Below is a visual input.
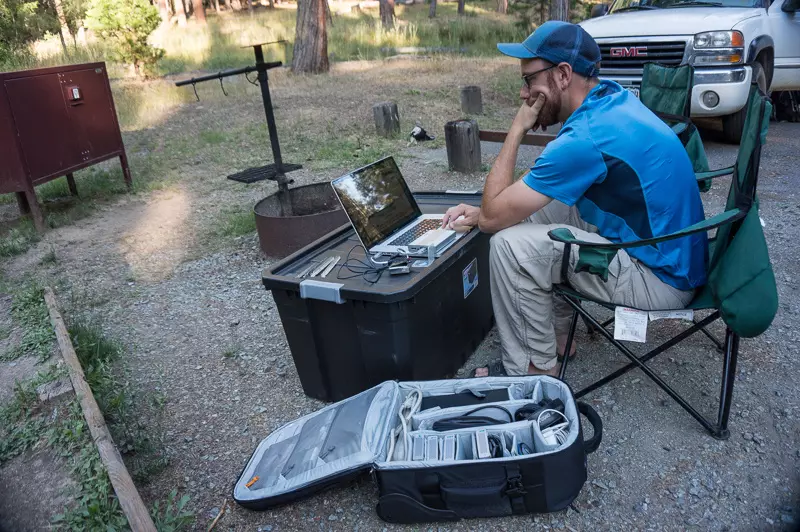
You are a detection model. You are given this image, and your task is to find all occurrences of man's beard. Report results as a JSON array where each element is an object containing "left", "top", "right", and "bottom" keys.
[{"left": 537, "top": 71, "right": 562, "bottom": 128}]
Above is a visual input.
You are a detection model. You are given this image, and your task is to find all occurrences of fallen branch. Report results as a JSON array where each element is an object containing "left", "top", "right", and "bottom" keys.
[
  {"left": 207, "top": 498, "right": 227, "bottom": 531},
  {"left": 44, "top": 287, "right": 157, "bottom": 532}
]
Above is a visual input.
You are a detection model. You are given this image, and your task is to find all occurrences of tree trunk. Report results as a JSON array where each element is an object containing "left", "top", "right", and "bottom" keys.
[
  {"left": 379, "top": 0, "right": 394, "bottom": 29},
  {"left": 230, "top": 0, "right": 242, "bottom": 10},
  {"left": 292, "top": 0, "right": 329, "bottom": 74},
  {"left": 457, "top": 0, "right": 465, "bottom": 15},
  {"left": 157, "top": 0, "right": 170, "bottom": 23},
  {"left": 174, "top": 0, "right": 188, "bottom": 25},
  {"left": 428, "top": 0, "right": 436, "bottom": 18},
  {"left": 247, "top": 0, "right": 253, "bottom": 11},
  {"left": 53, "top": 0, "right": 72, "bottom": 52},
  {"left": 548, "top": 0, "right": 569, "bottom": 21},
  {"left": 268, "top": 0, "right": 274, "bottom": 8},
  {"left": 213, "top": 0, "right": 220, "bottom": 13},
  {"left": 192, "top": 0, "right": 207, "bottom": 22},
  {"left": 496, "top": 0, "right": 507, "bottom": 13}
]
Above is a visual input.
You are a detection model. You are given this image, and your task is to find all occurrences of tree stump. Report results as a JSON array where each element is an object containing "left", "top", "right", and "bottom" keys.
[
  {"left": 460, "top": 85, "right": 483, "bottom": 115},
  {"left": 445, "top": 119, "right": 481, "bottom": 173},
  {"left": 373, "top": 102, "right": 400, "bottom": 137}
]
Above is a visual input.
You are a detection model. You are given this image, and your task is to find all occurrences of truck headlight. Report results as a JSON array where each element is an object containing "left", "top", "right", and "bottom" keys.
[
  {"left": 693, "top": 31, "right": 744, "bottom": 49},
  {"left": 691, "top": 31, "right": 745, "bottom": 66}
]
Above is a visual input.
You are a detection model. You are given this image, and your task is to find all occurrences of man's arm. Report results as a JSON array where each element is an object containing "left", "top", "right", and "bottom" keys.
[{"left": 478, "top": 95, "right": 552, "bottom": 234}]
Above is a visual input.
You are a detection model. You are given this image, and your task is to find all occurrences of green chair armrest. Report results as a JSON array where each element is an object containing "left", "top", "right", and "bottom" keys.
[
  {"left": 549, "top": 208, "right": 745, "bottom": 282},
  {"left": 548, "top": 208, "right": 744, "bottom": 250},
  {"left": 696, "top": 166, "right": 734, "bottom": 181}
]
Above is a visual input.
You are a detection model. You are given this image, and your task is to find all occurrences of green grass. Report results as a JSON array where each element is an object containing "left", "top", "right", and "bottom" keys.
[
  {"left": 0, "top": 365, "right": 65, "bottom": 465},
  {"left": 68, "top": 319, "right": 172, "bottom": 482},
  {"left": 0, "top": 222, "right": 40, "bottom": 258},
  {"left": 0, "top": 358, "right": 192, "bottom": 530},
  {"left": 213, "top": 207, "right": 257, "bottom": 239},
  {"left": 0, "top": 281, "right": 53, "bottom": 362}
]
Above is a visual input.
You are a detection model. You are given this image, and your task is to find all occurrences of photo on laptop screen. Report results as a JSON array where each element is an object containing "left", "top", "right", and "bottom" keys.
[{"left": 331, "top": 157, "right": 421, "bottom": 249}]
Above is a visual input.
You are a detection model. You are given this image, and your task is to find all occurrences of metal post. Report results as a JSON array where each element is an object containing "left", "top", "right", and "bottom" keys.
[{"left": 253, "top": 44, "right": 288, "bottom": 192}]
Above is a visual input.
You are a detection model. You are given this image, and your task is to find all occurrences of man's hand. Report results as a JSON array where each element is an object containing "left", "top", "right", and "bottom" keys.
[
  {"left": 511, "top": 94, "right": 546, "bottom": 136},
  {"left": 442, "top": 204, "right": 480, "bottom": 232}
]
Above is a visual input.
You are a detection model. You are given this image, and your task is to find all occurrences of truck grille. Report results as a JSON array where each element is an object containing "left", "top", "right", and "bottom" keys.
[{"left": 599, "top": 41, "right": 686, "bottom": 69}]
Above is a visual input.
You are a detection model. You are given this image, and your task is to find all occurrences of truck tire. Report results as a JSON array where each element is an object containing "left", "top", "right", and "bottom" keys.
[{"left": 722, "top": 62, "right": 767, "bottom": 144}]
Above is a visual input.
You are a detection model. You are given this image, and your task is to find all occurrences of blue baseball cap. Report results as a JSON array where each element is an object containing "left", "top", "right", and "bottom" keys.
[{"left": 497, "top": 21, "right": 601, "bottom": 78}]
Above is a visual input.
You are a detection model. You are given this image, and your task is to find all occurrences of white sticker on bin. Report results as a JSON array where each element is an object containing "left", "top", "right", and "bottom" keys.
[
  {"left": 648, "top": 309, "right": 694, "bottom": 322},
  {"left": 614, "top": 307, "right": 648, "bottom": 343}
]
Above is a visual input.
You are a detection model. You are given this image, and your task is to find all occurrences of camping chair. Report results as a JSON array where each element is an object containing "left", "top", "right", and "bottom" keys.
[
  {"left": 549, "top": 85, "right": 778, "bottom": 439},
  {"left": 640, "top": 63, "right": 711, "bottom": 188}
]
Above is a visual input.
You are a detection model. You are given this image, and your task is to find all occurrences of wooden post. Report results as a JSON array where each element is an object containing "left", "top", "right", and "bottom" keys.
[
  {"left": 460, "top": 85, "right": 483, "bottom": 115},
  {"left": 22, "top": 185, "right": 46, "bottom": 233},
  {"left": 44, "top": 288, "right": 157, "bottom": 532},
  {"left": 15, "top": 192, "right": 31, "bottom": 215},
  {"left": 119, "top": 153, "right": 133, "bottom": 192},
  {"left": 373, "top": 102, "right": 400, "bottom": 137},
  {"left": 66, "top": 173, "right": 79, "bottom": 197},
  {"left": 445, "top": 119, "right": 481, "bottom": 173}
]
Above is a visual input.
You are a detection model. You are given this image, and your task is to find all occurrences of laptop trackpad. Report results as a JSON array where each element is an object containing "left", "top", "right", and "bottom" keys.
[{"left": 412, "top": 228, "right": 454, "bottom": 246}]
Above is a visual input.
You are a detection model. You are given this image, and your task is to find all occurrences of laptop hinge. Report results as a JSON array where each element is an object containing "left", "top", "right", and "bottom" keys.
[{"left": 299, "top": 280, "right": 346, "bottom": 304}]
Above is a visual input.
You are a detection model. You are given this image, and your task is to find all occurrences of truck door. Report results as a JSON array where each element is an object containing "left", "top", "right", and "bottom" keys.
[{"left": 770, "top": 0, "right": 800, "bottom": 90}]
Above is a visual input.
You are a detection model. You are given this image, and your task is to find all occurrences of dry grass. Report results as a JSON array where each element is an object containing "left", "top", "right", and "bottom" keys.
[{"left": 11, "top": 1, "right": 530, "bottom": 77}]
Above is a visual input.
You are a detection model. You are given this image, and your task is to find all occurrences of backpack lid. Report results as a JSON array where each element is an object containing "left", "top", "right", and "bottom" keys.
[{"left": 233, "top": 381, "right": 400, "bottom": 509}]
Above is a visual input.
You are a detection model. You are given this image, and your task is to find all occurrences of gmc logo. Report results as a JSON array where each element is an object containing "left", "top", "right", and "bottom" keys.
[{"left": 610, "top": 46, "right": 648, "bottom": 57}]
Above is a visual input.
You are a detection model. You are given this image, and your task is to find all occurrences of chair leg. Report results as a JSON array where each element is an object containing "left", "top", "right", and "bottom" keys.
[
  {"left": 713, "top": 328, "right": 739, "bottom": 440},
  {"left": 558, "top": 310, "right": 579, "bottom": 381},
  {"left": 563, "top": 299, "right": 737, "bottom": 438},
  {"left": 699, "top": 324, "right": 725, "bottom": 352}
]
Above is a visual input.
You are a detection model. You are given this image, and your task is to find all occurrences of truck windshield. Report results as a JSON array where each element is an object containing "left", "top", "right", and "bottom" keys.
[{"left": 609, "top": 0, "right": 758, "bottom": 11}]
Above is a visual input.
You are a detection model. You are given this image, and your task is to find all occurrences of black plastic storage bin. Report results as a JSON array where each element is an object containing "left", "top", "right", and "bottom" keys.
[{"left": 262, "top": 191, "right": 494, "bottom": 402}]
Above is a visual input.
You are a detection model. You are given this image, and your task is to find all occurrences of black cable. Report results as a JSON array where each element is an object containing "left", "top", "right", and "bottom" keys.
[
  {"left": 335, "top": 244, "right": 403, "bottom": 285},
  {"left": 461, "top": 405, "right": 513, "bottom": 421},
  {"left": 431, "top": 405, "right": 514, "bottom": 432}
]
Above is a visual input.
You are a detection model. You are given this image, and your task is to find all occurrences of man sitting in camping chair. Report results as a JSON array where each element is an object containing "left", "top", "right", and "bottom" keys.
[{"left": 442, "top": 21, "right": 708, "bottom": 377}]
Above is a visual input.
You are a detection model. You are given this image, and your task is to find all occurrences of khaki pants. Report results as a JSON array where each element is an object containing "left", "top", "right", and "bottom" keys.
[{"left": 489, "top": 201, "right": 694, "bottom": 375}]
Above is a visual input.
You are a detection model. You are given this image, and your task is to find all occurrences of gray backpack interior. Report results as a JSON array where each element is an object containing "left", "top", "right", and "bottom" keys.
[{"left": 234, "top": 376, "right": 581, "bottom": 506}]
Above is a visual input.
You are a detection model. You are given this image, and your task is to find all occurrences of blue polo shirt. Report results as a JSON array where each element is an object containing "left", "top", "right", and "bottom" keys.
[{"left": 523, "top": 80, "right": 708, "bottom": 291}]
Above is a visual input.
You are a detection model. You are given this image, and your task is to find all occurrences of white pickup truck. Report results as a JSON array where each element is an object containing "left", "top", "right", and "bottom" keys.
[{"left": 579, "top": 0, "right": 800, "bottom": 142}]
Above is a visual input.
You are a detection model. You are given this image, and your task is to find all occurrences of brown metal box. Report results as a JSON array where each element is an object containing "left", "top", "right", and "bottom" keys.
[{"left": 0, "top": 62, "right": 131, "bottom": 231}]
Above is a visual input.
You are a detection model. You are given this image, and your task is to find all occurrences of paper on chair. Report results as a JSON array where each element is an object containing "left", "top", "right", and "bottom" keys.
[{"left": 614, "top": 307, "right": 648, "bottom": 343}]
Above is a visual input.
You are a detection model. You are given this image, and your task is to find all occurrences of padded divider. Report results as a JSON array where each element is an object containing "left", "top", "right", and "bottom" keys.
[{"left": 508, "top": 380, "right": 541, "bottom": 401}]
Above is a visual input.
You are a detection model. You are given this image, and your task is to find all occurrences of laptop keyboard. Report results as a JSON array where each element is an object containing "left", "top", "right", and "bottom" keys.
[{"left": 387, "top": 219, "right": 442, "bottom": 246}]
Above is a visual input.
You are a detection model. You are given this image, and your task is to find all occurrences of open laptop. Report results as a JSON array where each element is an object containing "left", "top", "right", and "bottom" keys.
[{"left": 331, "top": 157, "right": 463, "bottom": 258}]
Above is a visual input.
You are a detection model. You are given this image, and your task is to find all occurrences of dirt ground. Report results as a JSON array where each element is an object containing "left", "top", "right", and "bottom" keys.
[{"left": 1, "top": 57, "right": 798, "bottom": 531}]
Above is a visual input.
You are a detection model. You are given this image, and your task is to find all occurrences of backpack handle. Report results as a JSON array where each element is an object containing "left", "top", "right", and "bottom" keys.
[{"left": 577, "top": 401, "right": 603, "bottom": 454}]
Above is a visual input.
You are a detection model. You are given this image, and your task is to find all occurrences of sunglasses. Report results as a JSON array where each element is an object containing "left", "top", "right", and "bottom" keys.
[{"left": 521, "top": 64, "right": 556, "bottom": 90}]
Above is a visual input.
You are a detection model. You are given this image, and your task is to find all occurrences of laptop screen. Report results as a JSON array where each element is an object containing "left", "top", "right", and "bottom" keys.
[{"left": 331, "top": 157, "right": 421, "bottom": 250}]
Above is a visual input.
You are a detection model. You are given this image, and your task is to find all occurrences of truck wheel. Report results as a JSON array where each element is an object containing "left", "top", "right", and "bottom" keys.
[{"left": 722, "top": 62, "right": 767, "bottom": 144}]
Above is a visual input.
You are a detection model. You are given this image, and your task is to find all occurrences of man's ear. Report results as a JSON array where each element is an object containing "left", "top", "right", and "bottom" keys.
[{"left": 557, "top": 62, "right": 573, "bottom": 90}]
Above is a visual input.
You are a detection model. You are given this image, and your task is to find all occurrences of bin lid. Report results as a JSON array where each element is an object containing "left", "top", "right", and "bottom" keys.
[
  {"left": 232, "top": 381, "right": 400, "bottom": 510},
  {"left": 261, "top": 191, "right": 487, "bottom": 304}
]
